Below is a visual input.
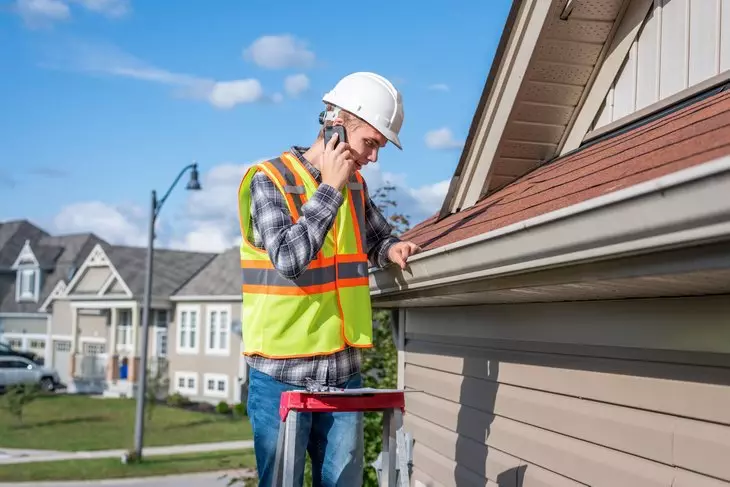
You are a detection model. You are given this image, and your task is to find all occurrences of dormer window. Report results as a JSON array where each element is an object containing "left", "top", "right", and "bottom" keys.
[
  {"left": 18, "top": 269, "right": 39, "bottom": 301},
  {"left": 12, "top": 239, "right": 41, "bottom": 303}
]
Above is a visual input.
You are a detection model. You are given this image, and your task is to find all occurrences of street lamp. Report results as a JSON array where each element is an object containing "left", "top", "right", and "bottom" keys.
[{"left": 133, "top": 161, "right": 202, "bottom": 459}]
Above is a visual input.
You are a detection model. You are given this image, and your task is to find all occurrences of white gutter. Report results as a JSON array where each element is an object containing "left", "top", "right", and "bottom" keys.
[
  {"left": 370, "top": 155, "right": 730, "bottom": 300},
  {"left": 170, "top": 295, "right": 240, "bottom": 302}
]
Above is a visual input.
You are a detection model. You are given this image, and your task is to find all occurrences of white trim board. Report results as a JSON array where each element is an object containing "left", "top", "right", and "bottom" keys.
[
  {"left": 205, "top": 304, "right": 232, "bottom": 356},
  {"left": 176, "top": 304, "right": 201, "bottom": 355},
  {"left": 203, "top": 373, "right": 229, "bottom": 399}
]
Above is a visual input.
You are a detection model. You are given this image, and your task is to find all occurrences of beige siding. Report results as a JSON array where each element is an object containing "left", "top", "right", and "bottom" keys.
[
  {"left": 0, "top": 316, "right": 47, "bottom": 335},
  {"left": 167, "top": 301, "right": 243, "bottom": 404},
  {"left": 77, "top": 311, "right": 107, "bottom": 340},
  {"left": 69, "top": 267, "right": 111, "bottom": 294},
  {"left": 402, "top": 295, "right": 730, "bottom": 487},
  {"left": 51, "top": 300, "right": 74, "bottom": 336},
  {"left": 593, "top": 0, "right": 730, "bottom": 130}
]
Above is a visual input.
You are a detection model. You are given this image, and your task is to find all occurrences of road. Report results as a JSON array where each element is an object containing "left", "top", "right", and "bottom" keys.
[{"left": 0, "top": 470, "right": 255, "bottom": 487}]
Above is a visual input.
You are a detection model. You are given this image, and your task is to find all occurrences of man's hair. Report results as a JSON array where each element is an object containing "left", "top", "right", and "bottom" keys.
[{"left": 316, "top": 103, "right": 364, "bottom": 140}]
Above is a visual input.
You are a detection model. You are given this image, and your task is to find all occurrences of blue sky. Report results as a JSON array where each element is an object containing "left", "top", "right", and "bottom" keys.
[{"left": 0, "top": 0, "right": 512, "bottom": 251}]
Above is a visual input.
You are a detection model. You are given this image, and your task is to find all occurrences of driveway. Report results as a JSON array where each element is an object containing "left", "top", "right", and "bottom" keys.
[{"left": 0, "top": 470, "right": 255, "bottom": 487}]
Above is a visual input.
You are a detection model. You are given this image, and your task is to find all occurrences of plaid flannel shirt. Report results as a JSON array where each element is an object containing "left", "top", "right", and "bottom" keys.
[{"left": 244, "top": 146, "right": 399, "bottom": 387}]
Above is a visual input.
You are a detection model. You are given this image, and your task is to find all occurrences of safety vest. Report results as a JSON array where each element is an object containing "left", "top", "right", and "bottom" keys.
[{"left": 237, "top": 151, "right": 373, "bottom": 358}]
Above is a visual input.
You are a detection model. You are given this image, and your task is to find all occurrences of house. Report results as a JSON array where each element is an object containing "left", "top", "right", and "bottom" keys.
[
  {"left": 0, "top": 219, "right": 104, "bottom": 364},
  {"left": 369, "top": 0, "right": 730, "bottom": 486},
  {"left": 169, "top": 246, "right": 248, "bottom": 405},
  {"left": 43, "top": 242, "right": 217, "bottom": 395},
  {"left": 0, "top": 219, "right": 248, "bottom": 404}
]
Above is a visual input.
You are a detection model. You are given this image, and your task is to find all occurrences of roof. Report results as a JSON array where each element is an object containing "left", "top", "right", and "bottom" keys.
[
  {"left": 103, "top": 244, "right": 217, "bottom": 297},
  {"left": 0, "top": 231, "right": 104, "bottom": 313},
  {"left": 173, "top": 246, "right": 240, "bottom": 297},
  {"left": 0, "top": 220, "right": 49, "bottom": 269},
  {"left": 402, "top": 88, "right": 730, "bottom": 253}
]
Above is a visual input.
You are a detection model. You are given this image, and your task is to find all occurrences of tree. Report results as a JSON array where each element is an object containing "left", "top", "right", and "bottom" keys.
[
  {"left": 360, "top": 182, "right": 410, "bottom": 486},
  {"left": 145, "top": 358, "right": 170, "bottom": 421}
]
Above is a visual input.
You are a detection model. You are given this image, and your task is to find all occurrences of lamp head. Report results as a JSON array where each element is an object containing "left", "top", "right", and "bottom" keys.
[{"left": 186, "top": 162, "right": 202, "bottom": 191}]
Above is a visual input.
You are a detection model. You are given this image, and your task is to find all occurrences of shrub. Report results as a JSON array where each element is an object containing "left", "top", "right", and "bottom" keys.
[
  {"left": 216, "top": 401, "right": 231, "bottom": 415},
  {"left": 233, "top": 402, "right": 247, "bottom": 417},
  {"left": 165, "top": 392, "right": 189, "bottom": 407}
]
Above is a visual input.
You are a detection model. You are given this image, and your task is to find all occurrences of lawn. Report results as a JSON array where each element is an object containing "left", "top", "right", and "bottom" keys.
[
  {"left": 0, "top": 450, "right": 256, "bottom": 482},
  {"left": 0, "top": 394, "right": 252, "bottom": 451}
]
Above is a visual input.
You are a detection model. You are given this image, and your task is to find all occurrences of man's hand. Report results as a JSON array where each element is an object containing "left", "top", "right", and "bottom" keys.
[
  {"left": 387, "top": 241, "right": 421, "bottom": 270},
  {"left": 321, "top": 132, "right": 355, "bottom": 191}
]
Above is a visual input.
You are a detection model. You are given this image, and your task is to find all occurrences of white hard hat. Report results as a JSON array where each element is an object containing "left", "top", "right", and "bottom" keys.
[{"left": 322, "top": 72, "right": 404, "bottom": 150}]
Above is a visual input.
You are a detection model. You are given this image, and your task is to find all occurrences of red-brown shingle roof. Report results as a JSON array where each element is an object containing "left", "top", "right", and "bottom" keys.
[{"left": 403, "top": 89, "right": 730, "bottom": 252}]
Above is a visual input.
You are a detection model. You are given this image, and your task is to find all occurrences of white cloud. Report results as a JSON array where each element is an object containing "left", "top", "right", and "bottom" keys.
[
  {"left": 428, "top": 83, "right": 449, "bottom": 92},
  {"left": 424, "top": 127, "right": 463, "bottom": 150},
  {"left": 243, "top": 35, "right": 315, "bottom": 69},
  {"left": 208, "top": 79, "right": 264, "bottom": 109},
  {"left": 284, "top": 74, "right": 310, "bottom": 97},
  {"left": 41, "top": 40, "right": 266, "bottom": 109},
  {"left": 52, "top": 161, "right": 449, "bottom": 252},
  {"left": 53, "top": 201, "right": 147, "bottom": 246},
  {"left": 16, "top": 0, "right": 129, "bottom": 27}
]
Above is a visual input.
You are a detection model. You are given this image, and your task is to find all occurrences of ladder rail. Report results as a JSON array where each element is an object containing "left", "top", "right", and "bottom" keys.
[{"left": 272, "top": 390, "right": 410, "bottom": 487}]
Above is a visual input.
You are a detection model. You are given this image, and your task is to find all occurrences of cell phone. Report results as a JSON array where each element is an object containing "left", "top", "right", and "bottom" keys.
[{"left": 324, "top": 125, "right": 347, "bottom": 148}]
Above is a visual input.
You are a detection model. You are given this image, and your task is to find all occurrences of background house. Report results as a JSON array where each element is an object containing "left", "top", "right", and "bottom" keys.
[
  {"left": 369, "top": 0, "right": 730, "bottom": 486},
  {"left": 169, "top": 246, "right": 247, "bottom": 405},
  {"left": 0, "top": 219, "right": 104, "bottom": 364},
  {"left": 0, "top": 220, "right": 250, "bottom": 404}
]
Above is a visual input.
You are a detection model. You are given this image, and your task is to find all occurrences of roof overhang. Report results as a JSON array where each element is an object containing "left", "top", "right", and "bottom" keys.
[
  {"left": 370, "top": 155, "right": 730, "bottom": 307},
  {"left": 439, "top": 0, "right": 651, "bottom": 217}
]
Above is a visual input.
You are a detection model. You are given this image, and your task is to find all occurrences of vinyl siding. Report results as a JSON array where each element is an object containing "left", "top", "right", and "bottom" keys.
[
  {"left": 167, "top": 300, "right": 244, "bottom": 404},
  {"left": 402, "top": 295, "right": 730, "bottom": 487}
]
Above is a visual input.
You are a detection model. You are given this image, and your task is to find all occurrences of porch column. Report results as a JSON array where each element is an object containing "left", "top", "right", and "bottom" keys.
[
  {"left": 69, "top": 306, "right": 79, "bottom": 377},
  {"left": 107, "top": 308, "right": 119, "bottom": 382},
  {"left": 130, "top": 304, "right": 140, "bottom": 382}
]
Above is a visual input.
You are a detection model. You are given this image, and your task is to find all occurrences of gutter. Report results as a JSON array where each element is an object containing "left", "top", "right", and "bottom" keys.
[{"left": 370, "top": 155, "right": 730, "bottom": 301}]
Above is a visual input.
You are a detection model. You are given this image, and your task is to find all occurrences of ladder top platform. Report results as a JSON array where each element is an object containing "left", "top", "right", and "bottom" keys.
[{"left": 279, "top": 389, "right": 406, "bottom": 421}]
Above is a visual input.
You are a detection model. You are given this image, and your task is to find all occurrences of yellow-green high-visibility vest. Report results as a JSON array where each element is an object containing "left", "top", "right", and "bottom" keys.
[{"left": 237, "top": 152, "right": 373, "bottom": 358}]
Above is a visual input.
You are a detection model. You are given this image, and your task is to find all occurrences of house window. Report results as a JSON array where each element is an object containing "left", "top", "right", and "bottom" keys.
[
  {"left": 17, "top": 268, "right": 39, "bottom": 301},
  {"left": 206, "top": 306, "right": 230, "bottom": 355},
  {"left": 203, "top": 373, "right": 228, "bottom": 398},
  {"left": 155, "top": 310, "right": 168, "bottom": 328},
  {"left": 175, "top": 372, "right": 197, "bottom": 395},
  {"left": 117, "top": 309, "right": 132, "bottom": 347},
  {"left": 7, "top": 338, "right": 22, "bottom": 349},
  {"left": 156, "top": 328, "right": 168, "bottom": 357},
  {"left": 177, "top": 306, "right": 199, "bottom": 353}
]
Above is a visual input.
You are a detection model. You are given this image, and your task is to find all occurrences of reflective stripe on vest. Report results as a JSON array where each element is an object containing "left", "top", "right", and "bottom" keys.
[{"left": 237, "top": 152, "right": 373, "bottom": 358}]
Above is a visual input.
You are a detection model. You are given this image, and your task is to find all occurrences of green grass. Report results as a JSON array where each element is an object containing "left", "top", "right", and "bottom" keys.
[
  {"left": 0, "top": 395, "right": 252, "bottom": 451},
  {"left": 0, "top": 450, "right": 256, "bottom": 482}
]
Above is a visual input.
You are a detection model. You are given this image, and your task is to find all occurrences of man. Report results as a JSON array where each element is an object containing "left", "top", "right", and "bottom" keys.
[{"left": 237, "top": 72, "right": 420, "bottom": 486}]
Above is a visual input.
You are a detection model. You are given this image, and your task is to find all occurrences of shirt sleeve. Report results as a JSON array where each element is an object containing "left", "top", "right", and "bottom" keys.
[
  {"left": 362, "top": 179, "right": 400, "bottom": 269},
  {"left": 250, "top": 171, "right": 343, "bottom": 279}
]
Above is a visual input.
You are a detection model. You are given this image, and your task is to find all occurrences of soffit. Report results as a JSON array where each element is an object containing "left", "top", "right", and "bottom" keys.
[{"left": 484, "top": 0, "right": 627, "bottom": 195}]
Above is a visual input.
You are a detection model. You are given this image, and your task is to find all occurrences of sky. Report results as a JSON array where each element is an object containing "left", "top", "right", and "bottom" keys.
[{"left": 0, "top": 0, "right": 513, "bottom": 252}]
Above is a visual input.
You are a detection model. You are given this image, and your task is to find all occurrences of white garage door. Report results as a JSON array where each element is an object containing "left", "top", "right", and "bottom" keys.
[{"left": 52, "top": 340, "right": 72, "bottom": 384}]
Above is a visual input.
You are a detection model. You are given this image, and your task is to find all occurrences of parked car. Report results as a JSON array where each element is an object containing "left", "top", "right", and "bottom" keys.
[
  {"left": 0, "top": 355, "right": 62, "bottom": 393},
  {"left": 0, "top": 341, "right": 44, "bottom": 365}
]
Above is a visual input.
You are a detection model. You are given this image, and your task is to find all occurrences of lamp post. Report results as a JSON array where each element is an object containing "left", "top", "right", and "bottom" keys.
[{"left": 133, "top": 162, "right": 202, "bottom": 459}]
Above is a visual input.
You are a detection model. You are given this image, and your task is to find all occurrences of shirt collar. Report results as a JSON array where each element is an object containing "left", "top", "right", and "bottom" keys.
[{"left": 289, "top": 146, "right": 320, "bottom": 181}]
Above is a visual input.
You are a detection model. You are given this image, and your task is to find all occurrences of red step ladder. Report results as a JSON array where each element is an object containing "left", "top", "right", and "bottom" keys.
[{"left": 271, "top": 389, "right": 411, "bottom": 487}]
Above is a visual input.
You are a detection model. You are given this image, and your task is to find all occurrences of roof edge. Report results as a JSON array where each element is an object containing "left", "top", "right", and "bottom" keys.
[
  {"left": 437, "top": 0, "right": 525, "bottom": 221},
  {"left": 370, "top": 154, "right": 730, "bottom": 302}
]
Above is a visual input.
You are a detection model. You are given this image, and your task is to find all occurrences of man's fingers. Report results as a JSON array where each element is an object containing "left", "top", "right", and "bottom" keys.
[{"left": 326, "top": 131, "right": 339, "bottom": 151}]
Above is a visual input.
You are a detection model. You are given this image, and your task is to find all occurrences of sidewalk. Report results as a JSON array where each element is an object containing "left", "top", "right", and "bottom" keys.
[
  {"left": 0, "top": 440, "right": 253, "bottom": 465},
  {"left": 0, "top": 470, "right": 255, "bottom": 487}
]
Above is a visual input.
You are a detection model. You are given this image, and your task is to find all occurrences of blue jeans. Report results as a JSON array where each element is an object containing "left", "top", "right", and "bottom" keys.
[{"left": 247, "top": 367, "right": 364, "bottom": 487}]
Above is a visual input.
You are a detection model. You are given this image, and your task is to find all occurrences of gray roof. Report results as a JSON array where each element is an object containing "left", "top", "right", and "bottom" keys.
[
  {"left": 103, "top": 244, "right": 217, "bottom": 297},
  {"left": 0, "top": 223, "right": 106, "bottom": 313},
  {"left": 174, "top": 246, "right": 240, "bottom": 296},
  {"left": 0, "top": 220, "right": 49, "bottom": 269}
]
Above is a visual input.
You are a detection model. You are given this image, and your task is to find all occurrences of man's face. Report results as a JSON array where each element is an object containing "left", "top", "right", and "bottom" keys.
[{"left": 339, "top": 118, "right": 388, "bottom": 171}]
